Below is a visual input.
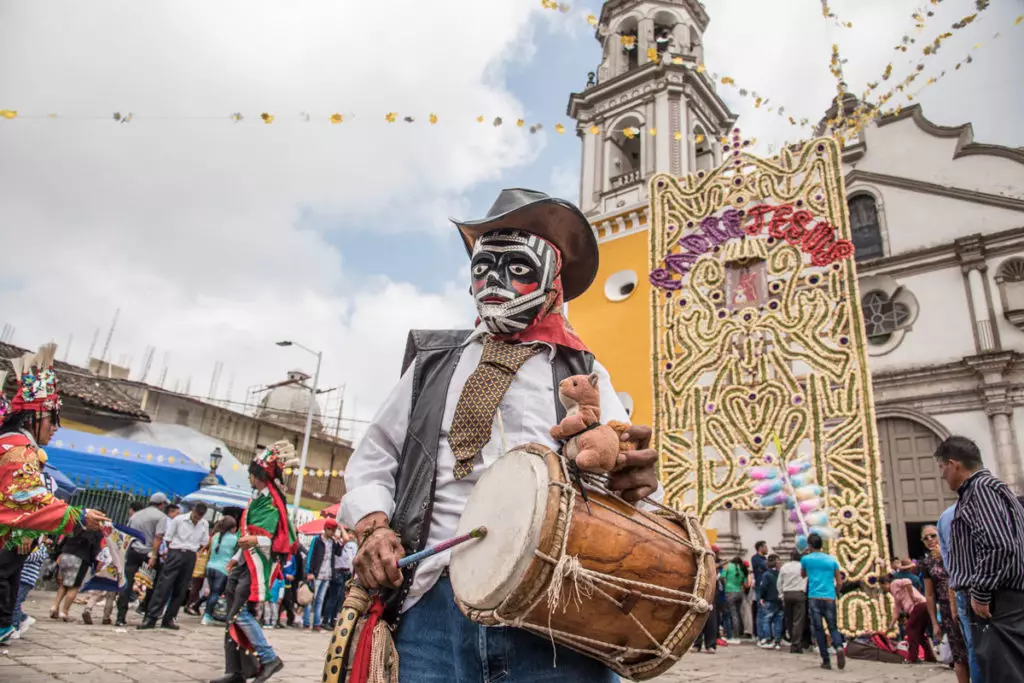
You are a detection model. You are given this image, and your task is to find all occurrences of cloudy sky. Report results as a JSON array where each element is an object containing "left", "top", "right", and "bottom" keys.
[{"left": 1, "top": 0, "right": 1021, "bottom": 443}]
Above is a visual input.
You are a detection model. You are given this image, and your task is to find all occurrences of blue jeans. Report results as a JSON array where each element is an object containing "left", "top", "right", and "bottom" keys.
[
  {"left": 808, "top": 598, "right": 844, "bottom": 663},
  {"left": 322, "top": 572, "right": 349, "bottom": 626},
  {"left": 12, "top": 583, "right": 32, "bottom": 630},
  {"left": 956, "top": 590, "right": 984, "bottom": 683},
  {"left": 395, "top": 577, "right": 618, "bottom": 683},
  {"left": 763, "top": 601, "right": 784, "bottom": 642},
  {"left": 756, "top": 600, "right": 770, "bottom": 640},
  {"left": 302, "top": 579, "right": 329, "bottom": 627},
  {"left": 233, "top": 604, "right": 277, "bottom": 664},
  {"left": 203, "top": 569, "right": 229, "bottom": 618}
]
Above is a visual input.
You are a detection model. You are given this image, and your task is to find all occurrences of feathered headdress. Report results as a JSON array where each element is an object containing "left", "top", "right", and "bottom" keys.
[
  {"left": 9, "top": 344, "right": 61, "bottom": 415},
  {"left": 249, "top": 440, "right": 300, "bottom": 485}
]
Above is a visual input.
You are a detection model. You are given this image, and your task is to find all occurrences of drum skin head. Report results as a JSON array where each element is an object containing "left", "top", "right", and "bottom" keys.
[{"left": 450, "top": 448, "right": 549, "bottom": 609}]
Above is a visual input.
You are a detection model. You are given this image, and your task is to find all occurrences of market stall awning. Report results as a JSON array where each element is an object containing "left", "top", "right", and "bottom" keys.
[
  {"left": 182, "top": 485, "right": 249, "bottom": 510},
  {"left": 181, "top": 485, "right": 317, "bottom": 525},
  {"left": 107, "top": 423, "right": 251, "bottom": 489},
  {"left": 46, "top": 428, "right": 220, "bottom": 498}
]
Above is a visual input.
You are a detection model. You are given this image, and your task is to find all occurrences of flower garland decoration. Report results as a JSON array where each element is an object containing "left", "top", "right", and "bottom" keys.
[{"left": 649, "top": 133, "right": 889, "bottom": 633}]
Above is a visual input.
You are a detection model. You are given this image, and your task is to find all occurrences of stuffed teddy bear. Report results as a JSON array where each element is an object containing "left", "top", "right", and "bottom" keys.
[
  {"left": 549, "top": 373, "right": 621, "bottom": 473},
  {"left": 607, "top": 420, "right": 638, "bottom": 452}
]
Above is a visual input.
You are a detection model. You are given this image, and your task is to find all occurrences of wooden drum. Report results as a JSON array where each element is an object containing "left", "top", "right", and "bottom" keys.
[{"left": 449, "top": 443, "right": 715, "bottom": 680}]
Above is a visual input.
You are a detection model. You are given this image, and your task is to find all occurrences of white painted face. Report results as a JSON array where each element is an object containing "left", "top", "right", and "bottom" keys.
[{"left": 471, "top": 230, "right": 557, "bottom": 335}]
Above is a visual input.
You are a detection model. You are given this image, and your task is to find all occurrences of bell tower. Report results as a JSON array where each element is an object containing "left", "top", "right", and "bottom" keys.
[
  {"left": 567, "top": 0, "right": 736, "bottom": 219},
  {"left": 564, "top": 0, "right": 736, "bottom": 431}
]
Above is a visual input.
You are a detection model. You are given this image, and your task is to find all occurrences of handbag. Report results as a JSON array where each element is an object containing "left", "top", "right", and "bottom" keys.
[
  {"left": 938, "top": 634, "right": 953, "bottom": 665},
  {"left": 297, "top": 581, "right": 314, "bottom": 607}
]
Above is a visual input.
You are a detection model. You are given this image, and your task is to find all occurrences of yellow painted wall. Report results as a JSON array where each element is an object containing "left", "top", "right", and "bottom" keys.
[
  {"left": 568, "top": 230, "right": 655, "bottom": 426},
  {"left": 61, "top": 419, "right": 107, "bottom": 435}
]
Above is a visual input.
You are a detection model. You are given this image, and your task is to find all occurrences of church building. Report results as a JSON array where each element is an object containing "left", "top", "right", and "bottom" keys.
[{"left": 565, "top": 0, "right": 1024, "bottom": 560}]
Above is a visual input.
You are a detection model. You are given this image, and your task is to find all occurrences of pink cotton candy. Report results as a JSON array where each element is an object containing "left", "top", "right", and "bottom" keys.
[
  {"left": 758, "top": 492, "right": 787, "bottom": 507},
  {"left": 787, "top": 460, "right": 812, "bottom": 476},
  {"left": 748, "top": 466, "right": 779, "bottom": 481},
  {"left": 799, "top": 498, "right": 821, "bottom": 513},
  {"left": 753, "top": 480, "right": 784, "bottom": 496}
]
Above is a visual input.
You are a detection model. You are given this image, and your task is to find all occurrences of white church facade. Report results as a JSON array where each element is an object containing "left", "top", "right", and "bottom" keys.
[{"left": 565, "top": 0, "right": 1024, "bottom": 561}]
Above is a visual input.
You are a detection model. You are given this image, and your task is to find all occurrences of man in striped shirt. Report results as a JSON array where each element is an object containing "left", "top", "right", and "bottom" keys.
[{"left": 935, "top": 435, "right": 1024, "bottom": 682}]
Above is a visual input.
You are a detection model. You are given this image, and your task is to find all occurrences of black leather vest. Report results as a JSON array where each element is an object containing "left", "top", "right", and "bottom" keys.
[{"left": 383, "top": 329, "right": 593, "bottom": 624}]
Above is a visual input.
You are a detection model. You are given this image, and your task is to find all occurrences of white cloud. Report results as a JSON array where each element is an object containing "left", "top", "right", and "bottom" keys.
[
  {"left": 548, "top": 161, "right": 581, "bottom": 202},
  {"left": 1, "top": 0, "right": 1020, "bottom": 449},
  {"left": 702, "top": 0, "right": 1024, "bottom": 152},
  {"left": 0, "top": 0, "right": 547, "bottom": 441}
]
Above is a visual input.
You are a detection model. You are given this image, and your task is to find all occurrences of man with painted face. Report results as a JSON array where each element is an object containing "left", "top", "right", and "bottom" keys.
[{"left": 342, "top": 188, "right": 661, "bottom": 682}]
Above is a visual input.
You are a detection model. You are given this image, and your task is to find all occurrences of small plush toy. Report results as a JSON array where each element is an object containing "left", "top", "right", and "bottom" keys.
[
  {"left": 607, "top": 420, "right": 638, "bottom": 452},
  {"left": 550, "top": 373, "right": 620, "bottom": 473}
]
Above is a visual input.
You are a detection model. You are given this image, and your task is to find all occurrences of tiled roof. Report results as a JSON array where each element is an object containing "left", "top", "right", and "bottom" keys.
[{"left": 0, "top": 342, "right": 150, "bottom": 421}]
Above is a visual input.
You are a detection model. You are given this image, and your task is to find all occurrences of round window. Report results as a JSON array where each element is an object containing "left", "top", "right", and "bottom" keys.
[{"left": 605, "top": 270, "right": 639, "bottom": 302}]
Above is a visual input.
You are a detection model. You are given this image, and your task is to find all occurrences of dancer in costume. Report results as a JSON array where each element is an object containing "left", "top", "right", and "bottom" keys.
[
  {"left": 0, "top": 345, "right": 108, "bottom": 644},
  {"left": 341, "top": 188, "right": 661, "bottom": 682},
  {"left": 210, "top": 440, "right": 297, "bottom": 683}
]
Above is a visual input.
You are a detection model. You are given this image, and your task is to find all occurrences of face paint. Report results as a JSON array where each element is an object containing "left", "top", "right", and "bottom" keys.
[{"left": 471, "top": 229, "right": 557, "bottom": 335}]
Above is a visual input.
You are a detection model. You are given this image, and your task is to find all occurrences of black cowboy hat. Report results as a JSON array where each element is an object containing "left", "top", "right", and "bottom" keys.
[{"left": 452, "top": 188, "right": 599, "bottom": 302}]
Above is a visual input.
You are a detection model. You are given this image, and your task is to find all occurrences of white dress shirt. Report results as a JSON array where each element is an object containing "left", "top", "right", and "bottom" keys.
[
  {"left": 777, "top": 560, "right": 808, "bottom": 593},
  {"left": 164, "top": 514, "right": 210, "bottom": 552},
  {"left": 342, "top": 327, "right": 661, "bottom": 611}
]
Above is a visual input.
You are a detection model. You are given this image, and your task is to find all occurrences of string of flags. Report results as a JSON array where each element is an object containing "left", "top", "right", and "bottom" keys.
[{"left": 1, "top": 3, "right": 1017, "bottom": 146}]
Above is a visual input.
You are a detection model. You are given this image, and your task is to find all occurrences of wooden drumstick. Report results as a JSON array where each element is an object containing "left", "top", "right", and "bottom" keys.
[{"left": 396, "top": 526, "right": 488, "bottom": 569}]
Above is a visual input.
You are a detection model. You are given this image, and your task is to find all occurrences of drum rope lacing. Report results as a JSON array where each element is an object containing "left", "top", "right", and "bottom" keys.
[{"left": 466, "top": 454, "right": 714, "bottom": 679}]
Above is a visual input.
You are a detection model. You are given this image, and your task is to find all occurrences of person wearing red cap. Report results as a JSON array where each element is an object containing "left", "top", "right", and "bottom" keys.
[
  {"left": 0, "top": 344, "right": 108, "bottom": 644},
  {"left": 303, "top": 517, "right": 341, "bottom": 632}
]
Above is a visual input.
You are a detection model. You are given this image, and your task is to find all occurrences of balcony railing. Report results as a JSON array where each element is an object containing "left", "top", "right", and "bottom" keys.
[{"left": 610, "top": 169, "right": 642, "bottom": 190}]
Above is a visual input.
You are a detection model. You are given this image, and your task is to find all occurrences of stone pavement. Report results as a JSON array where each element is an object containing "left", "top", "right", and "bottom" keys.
[{"left": 2, "top": 591, "right": 954, "bottom": 683}]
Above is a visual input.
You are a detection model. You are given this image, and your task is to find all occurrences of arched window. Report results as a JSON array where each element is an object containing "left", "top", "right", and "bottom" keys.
[
  {"left": 848, "top": 194, "right": 884, "bottom": 261},
  {"left": 995, "top": 257, "right": 1024, "bottom": 331},
  {"left": 653, "top": 11, "right": 676, "bottom": 57},
  {"left": 608, "top": 114, "right": 643, "bottom": 189},
  {"left": 617, "top": 17, "right": 639, "bottom": 72},
  {"left": 694, "top": 125, "right": 714, "bottom": 172}
]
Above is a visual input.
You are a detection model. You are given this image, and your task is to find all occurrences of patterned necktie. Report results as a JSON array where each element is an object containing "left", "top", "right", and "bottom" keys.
[{"left": 448, "top": 336, "right": 541, "bottom": 480}]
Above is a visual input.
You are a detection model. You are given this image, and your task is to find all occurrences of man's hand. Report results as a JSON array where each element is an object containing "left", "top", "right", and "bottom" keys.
[
  {"left": 971, "top": 598, "right": 991, "bottom": 620},
  {"left": 306, "top": 573, "right": 315, "bottom": 583},
  {"left": 16, "top": 536, "right": 33, "bottom": 555},
  {"left": 83, "top": 508, "right": 109, "bottom": 531},
  {"left": 607, "top": 425, "right": 658, "bottom": 503},
  {"left": 237, "top": 535, "right": 259, "bottom": 550},
  {"left": 353, "top": 512, "right": 404, "bottom": 590}
]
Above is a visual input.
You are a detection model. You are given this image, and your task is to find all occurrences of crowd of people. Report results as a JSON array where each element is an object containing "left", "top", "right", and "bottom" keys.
[
  {"left": 2, "top": 193, "right": 1023, "bottom": 683},
  {"left": 692, "top": 435, "right": 1024, "bottom": 682}
]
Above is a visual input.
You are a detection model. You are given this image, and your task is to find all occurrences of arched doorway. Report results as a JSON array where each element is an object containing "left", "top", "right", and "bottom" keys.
[{"left": 877, "top": 417, "right": 957, "bottom": 561}]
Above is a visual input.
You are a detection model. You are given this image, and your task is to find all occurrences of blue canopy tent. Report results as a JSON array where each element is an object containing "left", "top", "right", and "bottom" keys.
[{"left": 45, "top": 428, "right": 222, "bottom": 498}]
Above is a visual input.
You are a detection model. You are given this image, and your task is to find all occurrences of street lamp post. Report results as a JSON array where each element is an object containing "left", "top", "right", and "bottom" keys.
[
  {"left": 201, "top": 447, "right": 224, "bottom": 488},
  {"left": 276, "top": 340, "right": 322, "bottom": 524}
]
